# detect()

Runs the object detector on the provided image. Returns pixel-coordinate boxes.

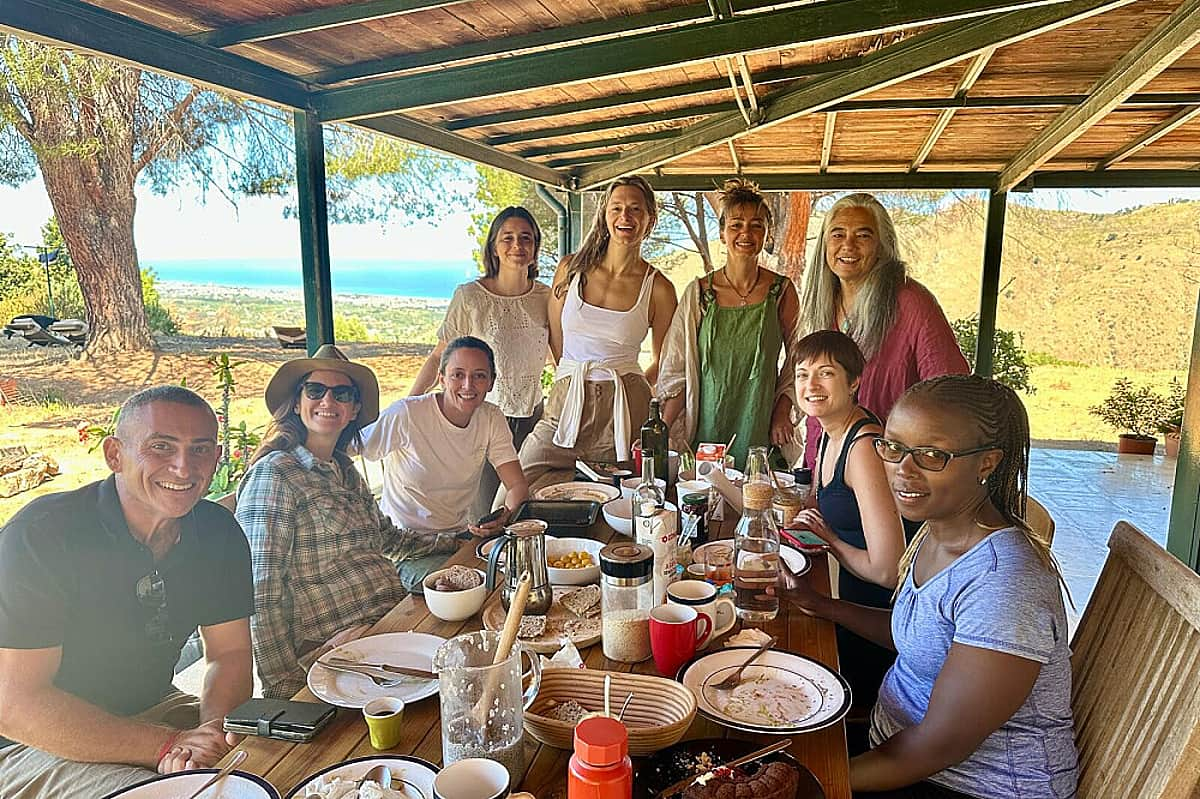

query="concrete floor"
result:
[1032,447,1177,630]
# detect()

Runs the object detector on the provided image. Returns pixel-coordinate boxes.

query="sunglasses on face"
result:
[136,570,172,645]
[301,381,359,403]
[872,436,997,472]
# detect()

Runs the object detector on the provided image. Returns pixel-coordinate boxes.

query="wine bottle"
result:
[640,398,669,486]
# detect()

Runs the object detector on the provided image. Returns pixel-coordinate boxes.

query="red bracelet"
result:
[155,730,180,763]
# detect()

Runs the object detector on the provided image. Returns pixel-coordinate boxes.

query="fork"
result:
[317,660,405,687]
[711,635,776,691]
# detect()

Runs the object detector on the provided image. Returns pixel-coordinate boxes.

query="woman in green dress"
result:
[659,178,800,469]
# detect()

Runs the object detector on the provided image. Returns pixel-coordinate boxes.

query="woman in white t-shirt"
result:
[518,176,677,492]
[408,207,551,519]
[362,337,531,591]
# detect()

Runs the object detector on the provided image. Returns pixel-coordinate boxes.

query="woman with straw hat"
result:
[236,344,460,699]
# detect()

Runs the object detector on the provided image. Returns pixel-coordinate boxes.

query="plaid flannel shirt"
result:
[235,445,458,698]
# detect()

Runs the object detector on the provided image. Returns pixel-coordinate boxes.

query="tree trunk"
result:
[774,192,813,285]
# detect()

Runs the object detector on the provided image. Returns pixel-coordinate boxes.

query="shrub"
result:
[1089,378,1167,438]
[334,315,370,342]
[1160,377,1185,433]
[951,315,1036,395]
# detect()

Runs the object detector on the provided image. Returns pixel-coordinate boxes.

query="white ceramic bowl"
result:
[620,476,665,499]
[602,497,633,536]
[422,567,487,621]
[545,537,603,584]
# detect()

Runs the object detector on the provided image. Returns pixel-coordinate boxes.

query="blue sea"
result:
[146,257,476,300]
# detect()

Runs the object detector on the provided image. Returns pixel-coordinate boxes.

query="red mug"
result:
[649,604,711,677]
[631,440,643,473]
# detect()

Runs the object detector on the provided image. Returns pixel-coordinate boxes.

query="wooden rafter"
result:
[313,0,1089,122]
[729,141,743,174]
[821,112,837,173]
[1097,104,1200,170]
[576,0,1131,189]
[910,47,994,171]
[187,0,470,48]
[997,0,1200,190]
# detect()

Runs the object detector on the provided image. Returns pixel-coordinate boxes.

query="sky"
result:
[3,177,1200,264]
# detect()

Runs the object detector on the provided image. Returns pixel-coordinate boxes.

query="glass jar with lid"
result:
[599,542,654,663]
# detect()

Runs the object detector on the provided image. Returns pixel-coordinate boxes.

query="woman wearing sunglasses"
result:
[236,345,460,699]
[791,330,905,715]
[785,375,1075,799]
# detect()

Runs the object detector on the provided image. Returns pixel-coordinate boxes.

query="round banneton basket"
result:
[525,669,696,756]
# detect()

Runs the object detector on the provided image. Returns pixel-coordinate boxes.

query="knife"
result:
[325,656,436,680]
[656,739,792,799]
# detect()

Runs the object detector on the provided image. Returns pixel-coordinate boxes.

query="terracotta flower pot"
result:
[1165,430,1181,459]
[1117,434,1158,455]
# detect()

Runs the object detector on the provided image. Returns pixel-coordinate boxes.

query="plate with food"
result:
[285,755,439,799]
[678,648,851,735]
[634,738,824,799]
[482,584,602,653]
[102,771,279,798]
[307,632,444,709]
[533,481,621,504]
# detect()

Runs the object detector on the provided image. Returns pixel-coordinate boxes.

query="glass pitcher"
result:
[432,630,542,784]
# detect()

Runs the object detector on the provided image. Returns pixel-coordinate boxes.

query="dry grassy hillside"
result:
[900,198,1199,370]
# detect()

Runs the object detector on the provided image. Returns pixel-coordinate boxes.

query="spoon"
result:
[711,635,776,691]
[182,749,245,799]
[357,764,391,789]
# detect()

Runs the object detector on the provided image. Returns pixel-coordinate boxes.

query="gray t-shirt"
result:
[870,527,1077,798]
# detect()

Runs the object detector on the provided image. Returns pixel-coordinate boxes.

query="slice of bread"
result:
[517,615,547,639]
[560,584,601,616]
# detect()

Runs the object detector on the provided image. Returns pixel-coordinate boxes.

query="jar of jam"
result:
[772,485,805,528]
[680,491,709,548]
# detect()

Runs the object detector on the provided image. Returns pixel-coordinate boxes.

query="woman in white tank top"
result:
[517,176,678,493]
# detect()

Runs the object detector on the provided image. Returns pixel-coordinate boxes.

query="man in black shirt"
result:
[0,386,254,798]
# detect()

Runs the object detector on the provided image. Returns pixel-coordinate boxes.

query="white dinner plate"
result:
[533,481,621,503]
[307,632,444,709]
[285,755,439,799]
[678,647,851,735]
[102,771,279,799]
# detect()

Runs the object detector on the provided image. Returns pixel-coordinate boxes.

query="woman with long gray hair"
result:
[798,193,967,468]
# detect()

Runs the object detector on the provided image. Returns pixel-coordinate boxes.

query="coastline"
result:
[158,280,452,309]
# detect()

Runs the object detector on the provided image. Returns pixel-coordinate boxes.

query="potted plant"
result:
[1160,377,1185,459]
[1089,378,1165,455]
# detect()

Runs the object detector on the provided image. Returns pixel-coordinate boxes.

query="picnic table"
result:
[221,513,851,798]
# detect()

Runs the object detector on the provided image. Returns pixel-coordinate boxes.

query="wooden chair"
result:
[1070,521,1200,798]
[1027,495,1055,546]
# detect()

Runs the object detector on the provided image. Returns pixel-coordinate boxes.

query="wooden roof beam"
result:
[910,47,993,171]
[355,116,568,187]
[1097,104,1200,170]
[576,0,1131,190]
[188,0,471,48]
[820,112,837,173]
[485,102,741,146]
[313,0,1089,122]
[0,0,311,109]
[516,130,677,159]
[997,0,1200,191]
[642,169,1200,191]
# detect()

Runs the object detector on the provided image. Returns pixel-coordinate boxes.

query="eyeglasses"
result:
[301,381,359,403]
[872,436,998,472]
[136,570,172,645]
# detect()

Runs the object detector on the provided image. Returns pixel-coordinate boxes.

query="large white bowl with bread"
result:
[422,566,487,621]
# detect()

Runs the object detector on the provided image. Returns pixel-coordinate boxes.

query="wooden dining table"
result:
[220,511,851,799]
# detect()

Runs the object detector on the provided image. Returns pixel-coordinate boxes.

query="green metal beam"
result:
[314,0,1083,121]
[1168,289,1200,572]
[355,116,568,187]
[295,110,335,352]
[545,154,623,169]
[308,4,708,85]
[997,0,1200,191]
[576,0,1131,189]
[517,130,677,159]
[443,57,866,131]
[189,1,471,48]
[567,192,584,252]
[0,0,311,109]
[1017,169,1200,189]
[974,190,1007,377]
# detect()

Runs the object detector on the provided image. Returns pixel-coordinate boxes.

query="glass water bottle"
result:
[733,446,780,621]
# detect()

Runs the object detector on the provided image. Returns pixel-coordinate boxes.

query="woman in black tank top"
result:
[790,331,906,713]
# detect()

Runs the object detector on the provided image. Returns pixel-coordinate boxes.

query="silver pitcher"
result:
[485,519,553,615]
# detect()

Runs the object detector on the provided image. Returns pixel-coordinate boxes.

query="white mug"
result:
[666,579,736,647]
[433,758,511,799]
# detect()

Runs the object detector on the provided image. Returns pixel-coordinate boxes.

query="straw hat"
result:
[264,344,380,426]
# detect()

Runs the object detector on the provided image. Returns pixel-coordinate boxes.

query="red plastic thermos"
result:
[568,716,632,799]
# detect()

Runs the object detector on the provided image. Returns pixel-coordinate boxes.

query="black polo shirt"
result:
[0,476,253,729]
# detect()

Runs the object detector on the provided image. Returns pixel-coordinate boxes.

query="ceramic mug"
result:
[362,696,405,750]
[667,579,735,646]
[649,604,711,677]
[620,476,665,499]
[433,758,511,799]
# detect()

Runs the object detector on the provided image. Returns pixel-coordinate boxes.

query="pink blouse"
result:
[804,279,969,467]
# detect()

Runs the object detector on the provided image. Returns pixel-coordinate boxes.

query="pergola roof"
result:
[7,0,1200,192]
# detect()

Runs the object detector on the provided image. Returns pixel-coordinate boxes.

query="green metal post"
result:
[975,189,1007,378]
[567,192,584,252]
[1167,289,1200,571]
[294,109,335,354]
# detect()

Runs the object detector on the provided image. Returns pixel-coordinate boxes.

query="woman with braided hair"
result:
[784,375,1075,799]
